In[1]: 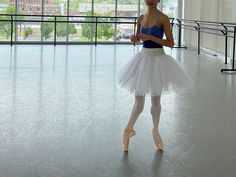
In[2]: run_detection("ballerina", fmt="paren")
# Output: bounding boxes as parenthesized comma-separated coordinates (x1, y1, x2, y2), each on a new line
(118, 0, 193, 151)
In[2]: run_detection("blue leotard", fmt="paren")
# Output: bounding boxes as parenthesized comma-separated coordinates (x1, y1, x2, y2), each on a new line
(141, 25, 164, 48)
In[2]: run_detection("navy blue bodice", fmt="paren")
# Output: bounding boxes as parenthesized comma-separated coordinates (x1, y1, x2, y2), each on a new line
(141, 25, 164, 48)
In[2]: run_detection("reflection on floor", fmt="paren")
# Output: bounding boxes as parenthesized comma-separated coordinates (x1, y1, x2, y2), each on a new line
(0, 45, 235, 177)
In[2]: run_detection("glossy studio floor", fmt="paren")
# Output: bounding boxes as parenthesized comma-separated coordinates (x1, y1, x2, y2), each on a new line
(0, 45, 235, 177)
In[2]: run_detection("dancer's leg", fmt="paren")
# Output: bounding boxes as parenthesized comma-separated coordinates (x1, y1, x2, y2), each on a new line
(151, 95, 163, 150)
(151, 95, 161, 129)
(125, 96, 145, 130)
(123, 96, 145, 151)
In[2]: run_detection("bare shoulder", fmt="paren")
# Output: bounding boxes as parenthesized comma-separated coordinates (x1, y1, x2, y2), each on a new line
(159, 12, 169, 23)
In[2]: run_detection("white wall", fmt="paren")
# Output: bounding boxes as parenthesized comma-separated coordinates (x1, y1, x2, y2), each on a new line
(183, 0, 201, 48)
(233, 0, 236, 21)
(183, 0, 235, 57)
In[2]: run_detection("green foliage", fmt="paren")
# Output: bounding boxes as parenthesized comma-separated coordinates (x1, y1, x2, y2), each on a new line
(24, 27, 33, 39)
(0, 0, 8, 3)
(2, 5, 15, 14)
(0, 5, 30, 39)
(99, 22, 114, 40)
(70, 0, 80, 12)
(0, 21, 12, 39)
(81, 11, 115, 40)
(42, 17, 77, 40)
(81, 11, 94, 40)
(56, 18, 77, 37)
(42, 22, 54, 40)
(0, 5, 15, 39)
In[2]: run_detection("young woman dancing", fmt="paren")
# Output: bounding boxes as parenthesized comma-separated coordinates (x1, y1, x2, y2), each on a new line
(118, 0, 193, 151)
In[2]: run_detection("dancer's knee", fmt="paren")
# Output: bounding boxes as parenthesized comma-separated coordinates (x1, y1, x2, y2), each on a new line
(151, 95, 160, 104)
(134, 96, 145, 114)
(151, 97, 161, 116)
(135, 103, 144, 114)
(151, 105, 158, 115)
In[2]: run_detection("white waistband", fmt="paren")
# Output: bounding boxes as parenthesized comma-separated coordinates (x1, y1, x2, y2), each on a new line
(141, 47, 165, 56)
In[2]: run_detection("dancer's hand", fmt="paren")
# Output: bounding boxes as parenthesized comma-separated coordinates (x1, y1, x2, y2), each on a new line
(138, 34, 152, 41)
(130, 35, 140, 43)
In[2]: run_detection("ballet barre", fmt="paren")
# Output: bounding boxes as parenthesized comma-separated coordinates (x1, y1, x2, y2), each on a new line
(174, 18, 236, 73)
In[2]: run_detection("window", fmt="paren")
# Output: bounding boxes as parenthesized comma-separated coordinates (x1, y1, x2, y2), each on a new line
(0, 0, 181, 43)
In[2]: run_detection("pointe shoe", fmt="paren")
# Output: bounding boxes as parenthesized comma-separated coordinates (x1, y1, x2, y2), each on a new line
(123, 129, 136, 151)
(152, 128, 164, 151)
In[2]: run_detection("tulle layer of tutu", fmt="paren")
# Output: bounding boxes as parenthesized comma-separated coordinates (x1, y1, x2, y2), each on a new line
(118, 48, 193, 96)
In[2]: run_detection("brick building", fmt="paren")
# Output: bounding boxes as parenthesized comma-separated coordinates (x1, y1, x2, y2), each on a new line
(10, 0, 63, 15)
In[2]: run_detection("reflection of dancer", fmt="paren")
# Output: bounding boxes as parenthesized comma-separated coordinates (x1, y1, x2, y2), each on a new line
(118, 0, 193, 152)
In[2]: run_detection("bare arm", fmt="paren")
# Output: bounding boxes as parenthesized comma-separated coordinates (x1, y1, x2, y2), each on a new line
(135, 15, 143, 36)
(161, 15, 174, 48)
(130, 15, 143, 43)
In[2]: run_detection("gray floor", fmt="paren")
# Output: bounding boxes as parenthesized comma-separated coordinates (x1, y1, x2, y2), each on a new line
(0, 45, 235, 177)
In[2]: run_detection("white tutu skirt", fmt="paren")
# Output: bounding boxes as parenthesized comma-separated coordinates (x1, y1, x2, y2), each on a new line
(118, 47, 193, 96)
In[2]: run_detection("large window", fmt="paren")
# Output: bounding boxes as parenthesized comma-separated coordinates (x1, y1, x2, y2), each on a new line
(0, 0, 181, 43)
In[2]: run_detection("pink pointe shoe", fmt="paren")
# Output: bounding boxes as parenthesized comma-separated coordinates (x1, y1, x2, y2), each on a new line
(123, 129, 136, 151)
(152, 128, 164, 151)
